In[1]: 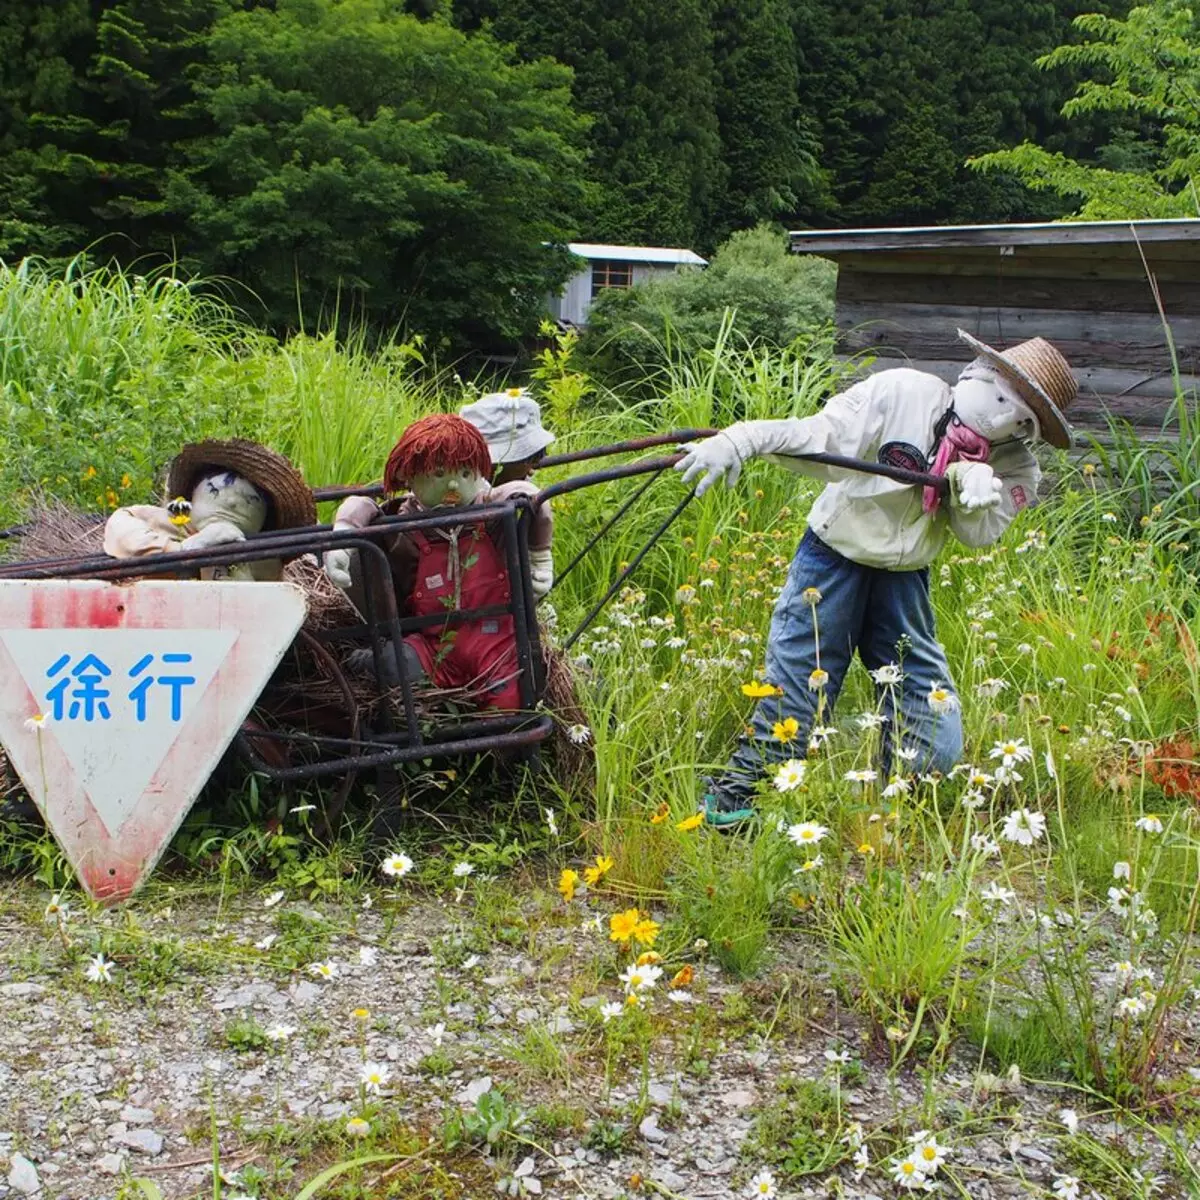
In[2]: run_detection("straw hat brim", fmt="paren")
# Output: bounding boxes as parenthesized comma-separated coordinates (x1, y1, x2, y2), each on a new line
(957, 330, 1074, 450)
(167, 440, 317, 530)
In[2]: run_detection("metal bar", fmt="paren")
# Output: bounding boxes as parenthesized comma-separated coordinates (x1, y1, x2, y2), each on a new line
(239, 715, 555, 781)
(309, 429, 719, 503)
(563, 486, 697, 652)
(535, 454, 688, 507)
(784, 451, 951, 494)
(548, 468, 661, 595)
(501, 506, 538, 712)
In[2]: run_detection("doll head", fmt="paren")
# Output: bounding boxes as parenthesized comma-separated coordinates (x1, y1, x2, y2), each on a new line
(951, 360, 1040, 444)
(383, 413, 492, 509)
(187, 470, 269, 533)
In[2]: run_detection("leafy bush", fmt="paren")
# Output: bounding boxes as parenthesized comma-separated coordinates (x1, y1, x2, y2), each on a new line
(576, 224, 835, 388)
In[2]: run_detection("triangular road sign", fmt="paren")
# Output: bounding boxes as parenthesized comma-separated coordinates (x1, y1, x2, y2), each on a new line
(0, 580, 306, 902)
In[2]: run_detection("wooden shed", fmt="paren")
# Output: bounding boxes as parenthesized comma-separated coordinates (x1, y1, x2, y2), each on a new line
(788, 219, 1200, 437)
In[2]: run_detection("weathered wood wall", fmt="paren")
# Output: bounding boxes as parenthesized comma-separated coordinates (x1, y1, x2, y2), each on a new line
(792, 227, 1200, 436)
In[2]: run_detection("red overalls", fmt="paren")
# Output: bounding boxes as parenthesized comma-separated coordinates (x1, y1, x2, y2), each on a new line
(403, 522, 523, 711)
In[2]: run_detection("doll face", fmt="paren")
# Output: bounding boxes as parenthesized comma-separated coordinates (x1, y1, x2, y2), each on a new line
(190, 471, 268, 533)
(410, 466, 483, 509)
(952, 361, 1040, 443)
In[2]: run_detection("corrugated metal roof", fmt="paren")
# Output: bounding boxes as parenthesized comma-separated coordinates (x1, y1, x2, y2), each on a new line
(788, 218, 1200, 255)
(567, 243, 707, 265)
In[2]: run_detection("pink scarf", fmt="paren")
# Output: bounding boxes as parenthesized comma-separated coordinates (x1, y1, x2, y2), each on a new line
(923, 420, 990, 514)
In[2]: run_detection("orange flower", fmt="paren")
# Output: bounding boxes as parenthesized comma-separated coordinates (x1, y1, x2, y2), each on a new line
(650, 802, 670, 825)
(670, 965, 693, 988)
(636, 950, 662, 966)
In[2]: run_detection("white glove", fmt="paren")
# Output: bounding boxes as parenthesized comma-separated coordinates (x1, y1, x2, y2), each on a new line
(177, 520, 245, 552)
(947, 462, 1002, 512)
(324, 548, 353, 591)
(675, 432, 746, 497)
(529, 547, 554, 599)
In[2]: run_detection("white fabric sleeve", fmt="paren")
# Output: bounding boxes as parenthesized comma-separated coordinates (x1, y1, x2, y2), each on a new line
(103, 507, 180, 559)
(948, 441, 1041, 548)
(722, 375, 889, 477)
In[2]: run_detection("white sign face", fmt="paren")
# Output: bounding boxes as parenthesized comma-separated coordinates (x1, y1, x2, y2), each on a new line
(0, 580, 307, 902)
(1, 628, 238, 837)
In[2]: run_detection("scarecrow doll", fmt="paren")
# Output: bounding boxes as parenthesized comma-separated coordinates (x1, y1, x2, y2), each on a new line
(324, 413, 553, 711)
(459, 387, 557, 598)
(675, 331, 1078, 826)
(104, 440, 316, 579)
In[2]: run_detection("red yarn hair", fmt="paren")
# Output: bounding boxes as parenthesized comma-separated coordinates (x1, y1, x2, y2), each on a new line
(383, 413, 492, 493)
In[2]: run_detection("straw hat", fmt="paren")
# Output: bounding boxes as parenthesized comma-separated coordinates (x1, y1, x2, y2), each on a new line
(459, 389, 555, 465)
(167, 440, 316, 530)
(957, 330, 1077, 449)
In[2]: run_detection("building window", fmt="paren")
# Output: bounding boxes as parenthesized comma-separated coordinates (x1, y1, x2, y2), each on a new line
(591, 260, 633, 297)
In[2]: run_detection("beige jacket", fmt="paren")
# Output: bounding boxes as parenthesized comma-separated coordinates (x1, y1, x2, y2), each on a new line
(103, 505, 282, 581)
(730, 369, 1040, 570)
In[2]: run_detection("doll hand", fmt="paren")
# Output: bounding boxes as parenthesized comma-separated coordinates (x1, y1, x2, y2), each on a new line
(178, 520, 245, 552)
(529, 548, 554, 599)
(947, 462, 1002, 512)
(324, 548, 353, 591)
(674, 432, 743, 497)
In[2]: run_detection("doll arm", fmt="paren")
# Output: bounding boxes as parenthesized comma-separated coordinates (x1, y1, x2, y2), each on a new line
(324, 496, 380, 590)
(947, 442, 1040, 549)
(676, 376, 887, 495)
(103, 506, 183, 558)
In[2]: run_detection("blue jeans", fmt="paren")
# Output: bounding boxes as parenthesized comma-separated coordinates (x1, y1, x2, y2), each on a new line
(716, 528, 963, 800)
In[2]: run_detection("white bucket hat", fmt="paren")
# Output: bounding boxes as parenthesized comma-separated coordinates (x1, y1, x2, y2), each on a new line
(459, 388, 556, 465)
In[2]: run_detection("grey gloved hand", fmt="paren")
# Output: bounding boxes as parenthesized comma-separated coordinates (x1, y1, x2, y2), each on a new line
(947, 462, 1002, 512)
(324, 548, 353, 590)
(529, 547, 554, 599)
(674, 432, 746, 497)
(177, 520, 245, 552)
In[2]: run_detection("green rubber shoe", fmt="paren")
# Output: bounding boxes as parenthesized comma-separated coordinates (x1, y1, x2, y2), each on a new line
(702, 790, 756, 829)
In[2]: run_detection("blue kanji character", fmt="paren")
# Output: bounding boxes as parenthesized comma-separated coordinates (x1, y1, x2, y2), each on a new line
(126, 652, 195, 722)
(45, 653, 112, 721)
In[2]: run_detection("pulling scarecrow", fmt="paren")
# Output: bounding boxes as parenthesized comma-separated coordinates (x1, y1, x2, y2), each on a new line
(324, 413, 553, 711)
(676, 331, 1078, 825)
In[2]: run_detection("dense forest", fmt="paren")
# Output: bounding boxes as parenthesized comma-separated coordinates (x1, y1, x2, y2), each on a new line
(0, 0, 1171, 349)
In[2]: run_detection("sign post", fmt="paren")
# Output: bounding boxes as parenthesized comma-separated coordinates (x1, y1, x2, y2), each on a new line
(0, 579, 307, 902)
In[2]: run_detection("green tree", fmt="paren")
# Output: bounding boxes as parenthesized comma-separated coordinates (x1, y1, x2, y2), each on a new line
(165, 0, 590, 347)
(578, 223, 835, 386)
(478, 0, 724, 248)
(969, 0, 1200, 218)
(710, 0, 827, 239)
(0, 1, 94, 257)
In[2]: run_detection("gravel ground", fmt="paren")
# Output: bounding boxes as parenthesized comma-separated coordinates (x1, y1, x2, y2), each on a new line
(0, 878, 1196, 1200)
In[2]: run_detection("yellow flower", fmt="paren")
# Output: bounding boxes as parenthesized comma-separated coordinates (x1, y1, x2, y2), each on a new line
(741, 680, 782, 699)
(676, 812, 704, 832)
(636, 950, 662, 966)
(557, 868, 580, 902)
(583, 854, 614, 887)
(773, 717, 799, 743)
(632, 918, 660, 947)
(353, 1006, 370, 1020)
(625, 992, 640, 1007)
(808, 668, 829, 690)
(120, 473, 132, 489)
(857, 843, 876, 856)
(650, 802, 670, 825)
(609, 908, 640, 944)
(83, 465, 97, 480)
(670, 965, 693, 988)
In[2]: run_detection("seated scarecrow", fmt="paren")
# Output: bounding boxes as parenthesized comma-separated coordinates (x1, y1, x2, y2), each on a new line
(459, 388, 556, 599)
(104, 440, 316, 578)
(324, 413, 553, 712)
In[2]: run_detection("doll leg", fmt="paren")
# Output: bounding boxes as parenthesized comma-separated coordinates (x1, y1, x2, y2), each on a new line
(859, 567, 963, 776)
(703, 529, 868, 825)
